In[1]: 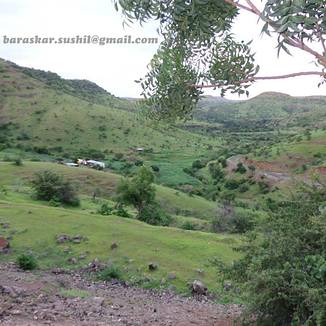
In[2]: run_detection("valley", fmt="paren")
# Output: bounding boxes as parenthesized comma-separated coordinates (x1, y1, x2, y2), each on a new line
(0, 58, 326, 324)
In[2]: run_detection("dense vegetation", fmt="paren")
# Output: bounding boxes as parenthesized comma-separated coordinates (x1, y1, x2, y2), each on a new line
(219, 186, 326, 325)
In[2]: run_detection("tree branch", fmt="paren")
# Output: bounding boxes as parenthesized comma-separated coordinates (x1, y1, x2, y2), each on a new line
(223, 0, 256, 14)
(223, 0, 326, 67)
(194, 71, 326, 89)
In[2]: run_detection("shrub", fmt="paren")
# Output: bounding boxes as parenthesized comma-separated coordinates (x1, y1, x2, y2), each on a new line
(212, 208, 255, 234)
(151, 165, 160, 172)
(13, 158, 23, 166)
(98, 265, 122, 281)
(134, 160, 143, 166)
(138, 202, 172, 226)
(114, 206, 131, 218)
(220, 187, 326, 325)
(31, 171, 80, 206)
(192, 159, 206, 170)
(181, 221, 195, 230)
(238, 184, 249, 193)
(17, 254, 38, 270)
(97, 203, 113, 215)
(235, 162, 247, 174)
(225, 179, 240, 190)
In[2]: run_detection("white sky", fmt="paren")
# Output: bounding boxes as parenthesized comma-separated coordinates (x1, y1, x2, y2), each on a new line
(0, 0, 325, 99)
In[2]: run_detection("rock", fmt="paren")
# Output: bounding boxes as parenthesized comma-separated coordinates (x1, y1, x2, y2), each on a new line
(167, 285, 176, 293)
(87, 258, 104, 272)
(51, 268, 66, 275)
(1, 223, 10, 229)
(0, 237, 10, 253)
(0, 285, 18, 298)
(195, 269, 204, 275)
(56, 235, 71, 244)
(72, 235, 84, 244)
(63, 246, 70, 253)
(93, 297, 105, 307)
(148, 263, 158, 271)
(167, 272, 176, 280)
(79, 254, 87, 260)
(111, 242, 118, 250)
(67, 257, 78, 264)
(223, 281, 233, 292)
(191, 280, 208, 296)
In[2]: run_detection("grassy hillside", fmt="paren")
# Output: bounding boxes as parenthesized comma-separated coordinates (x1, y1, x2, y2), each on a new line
(0, 188, 239, 295)
(0, 58, 220, 187)
(0, 161, 217, 220)
(195, 92, 326, 131)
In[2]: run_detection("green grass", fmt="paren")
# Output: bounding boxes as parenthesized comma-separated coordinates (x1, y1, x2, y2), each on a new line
(0, 161, 217, 220)
(0, 59, 220, 187)
(0, 197, 240, 293)
(59, 288, 91, 299)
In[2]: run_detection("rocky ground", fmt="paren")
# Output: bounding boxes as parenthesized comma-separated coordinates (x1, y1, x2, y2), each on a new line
(0, 263, 242, 326)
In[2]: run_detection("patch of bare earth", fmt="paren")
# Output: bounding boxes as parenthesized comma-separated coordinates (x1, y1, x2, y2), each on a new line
(0, 263, 242, 326)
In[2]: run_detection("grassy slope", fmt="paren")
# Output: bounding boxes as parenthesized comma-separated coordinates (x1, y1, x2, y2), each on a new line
(0, 162, 217, 220)
(0, 59, 220, 187)
(0, 196, 239, 294)
(196, 92, 326, 129)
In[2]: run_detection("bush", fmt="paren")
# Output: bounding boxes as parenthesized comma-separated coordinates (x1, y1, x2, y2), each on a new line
(151, 165, 160, 172)
(134, 160, 143, 166)
(181, 221, 196, 230)
(13, 158, 23, 166)
(114, 206, 131, 218)
(31, 171, 80, 206)
(221, 187, 326, 325)
(212, 208, 255, 234)
(138, 202, 172, 226)
(225, 179, 241, 190)
(192, 159, 206, 170)
(97, 203, 113, 215)
(98, 265, 122, 281)
(17, 254, 38, 270)
(235, 162, 247, 174)
(238, 184, 249, 193)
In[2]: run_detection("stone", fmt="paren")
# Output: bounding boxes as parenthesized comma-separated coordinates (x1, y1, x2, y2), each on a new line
(223, 281, 233, 292)
(191, 280, 208, 296)
(56, 235, 71, 244)
(87, 258, 104, 272)
(67, 257, 78, 264)
(51, 268, 66, 275)
(1, 223, 10, 229)
(195, 269, 204, 275)
(148, 263, 158, 271)
(0, 237, 9, 252)
(167, 272, 176, 280)
(111, 242, 118, 250)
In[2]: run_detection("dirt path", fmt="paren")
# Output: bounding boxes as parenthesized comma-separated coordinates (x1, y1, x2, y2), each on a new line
(0, 263, 242, 326)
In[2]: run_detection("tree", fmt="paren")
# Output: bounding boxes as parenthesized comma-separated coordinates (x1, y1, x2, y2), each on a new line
(117, 167, 171, 225)
(117, 166, 156, 216)
(219, 186, 326, 325)
(31, 170, 80, 206)
(208, 161, 225, 182)
(114, 0, 326, 120)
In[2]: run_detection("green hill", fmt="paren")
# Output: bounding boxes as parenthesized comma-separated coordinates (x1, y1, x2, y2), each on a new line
(0, 58, 220, 187)
(195, 92, 326, 131)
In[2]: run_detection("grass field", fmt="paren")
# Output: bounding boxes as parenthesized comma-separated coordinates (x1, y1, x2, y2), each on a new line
(0, 196, 240, 294)
(0, 162, 217, 220)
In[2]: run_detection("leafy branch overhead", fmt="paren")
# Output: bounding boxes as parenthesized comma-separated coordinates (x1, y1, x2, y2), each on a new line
(114, 0, 326, 120)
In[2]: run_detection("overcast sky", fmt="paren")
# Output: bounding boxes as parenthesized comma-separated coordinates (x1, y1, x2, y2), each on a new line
(0, 0, 325, 99)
